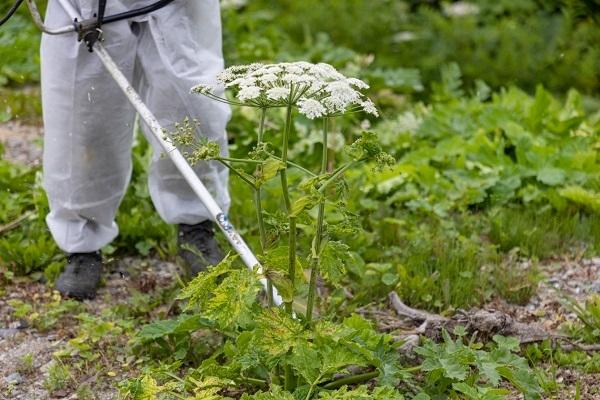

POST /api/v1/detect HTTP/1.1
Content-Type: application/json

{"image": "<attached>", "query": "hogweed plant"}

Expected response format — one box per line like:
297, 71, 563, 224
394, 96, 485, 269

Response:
184, 62, 388, 318
191, 62, 382, 315
132, 62, 542, 399
167, 62, 399, 396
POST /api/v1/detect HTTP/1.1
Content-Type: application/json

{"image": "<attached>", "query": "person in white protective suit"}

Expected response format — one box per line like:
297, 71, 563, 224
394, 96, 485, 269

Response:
42, 0, 231, 299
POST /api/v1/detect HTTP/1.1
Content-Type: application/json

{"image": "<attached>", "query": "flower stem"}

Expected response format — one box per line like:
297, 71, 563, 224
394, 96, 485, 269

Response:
305, 117, 328, 323
279, 103, 296, 315
254, 109, 273, 306
217, 160, 256, 188
270, 155, 317, 177
317, 158, 366, 194
217, 156, 313, 177
321, 371, 379, 390
219, 157, 263, 164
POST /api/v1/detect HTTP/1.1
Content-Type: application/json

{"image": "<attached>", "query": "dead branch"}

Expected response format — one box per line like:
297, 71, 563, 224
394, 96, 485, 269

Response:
0, 211, 35, 235
388, 291, 557, 343
558, 343, 600, 353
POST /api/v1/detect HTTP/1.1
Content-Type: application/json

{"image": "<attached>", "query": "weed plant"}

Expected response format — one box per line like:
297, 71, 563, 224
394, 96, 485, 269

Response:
117, 62, 544, 399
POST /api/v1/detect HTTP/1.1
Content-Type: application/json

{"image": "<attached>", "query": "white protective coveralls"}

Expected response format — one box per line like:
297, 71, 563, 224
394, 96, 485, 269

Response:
41, 0, 231, 253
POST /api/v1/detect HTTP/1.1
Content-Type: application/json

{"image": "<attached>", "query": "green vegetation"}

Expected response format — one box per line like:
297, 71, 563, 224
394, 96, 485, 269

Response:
562, 295, 600, 344
225, 0, 600, 95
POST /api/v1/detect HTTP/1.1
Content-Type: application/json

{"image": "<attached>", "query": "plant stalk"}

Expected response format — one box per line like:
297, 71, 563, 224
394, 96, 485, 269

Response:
279, 102, 297, 392
219, 156, 314, 176
217, 160, 256, 188
305, 117, 329, 323
279, 103, 296, 315
318, 158, 366, 194
322, 371, 380, 390
254, 108, 273, 306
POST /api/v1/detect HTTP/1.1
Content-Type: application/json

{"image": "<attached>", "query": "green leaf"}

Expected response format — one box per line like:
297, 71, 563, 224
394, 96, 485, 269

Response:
255, 308, 307, 364
263, 245, 305, 283
453, 383, 509, 400
320, 241, 350, 286
178, 254, 261, 329
559, 186, 600, 213
452, 382, 479, 399
240, 385, 295, 399
266, 270, 294, 302
439, 356, 469, 381
497, 365, 542, 400
255, 158, 285, 185
536, 167, 565, 186
412, 394, 431, 400
317, 385, 404, 399
381, 272, 397, 286
453, 325, 467, 337
492, 335, 520, 353
290, 342, 321, 384
137, 314, 213, 343
479, 361, 502, 386
291, 195, 315, 217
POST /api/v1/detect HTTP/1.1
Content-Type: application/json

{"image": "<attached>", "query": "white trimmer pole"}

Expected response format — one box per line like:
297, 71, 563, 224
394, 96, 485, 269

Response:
53, 0, 283, 306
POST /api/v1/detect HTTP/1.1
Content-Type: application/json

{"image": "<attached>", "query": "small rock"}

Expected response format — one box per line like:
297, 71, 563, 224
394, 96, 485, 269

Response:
0, 328, 20, 339
9, 319, 29, 329
5, 372, 24, 385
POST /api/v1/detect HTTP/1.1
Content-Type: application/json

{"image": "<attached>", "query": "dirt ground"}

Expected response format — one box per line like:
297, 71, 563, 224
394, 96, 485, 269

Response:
0, 122, 43, 166
0, 255, 184, 400
2, 123, 600, 399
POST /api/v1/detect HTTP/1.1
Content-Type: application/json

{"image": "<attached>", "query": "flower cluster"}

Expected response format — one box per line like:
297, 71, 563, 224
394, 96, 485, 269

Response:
192, 62, 378, 119
170, 118, 221, 164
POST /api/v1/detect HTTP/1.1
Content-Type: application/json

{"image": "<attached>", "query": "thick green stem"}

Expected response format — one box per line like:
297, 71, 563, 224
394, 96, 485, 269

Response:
306, 118, 329, 323
254, 109, 273, 306
280, 103, 297, 392
279, 103, 296, 315
321, 371, 380, 390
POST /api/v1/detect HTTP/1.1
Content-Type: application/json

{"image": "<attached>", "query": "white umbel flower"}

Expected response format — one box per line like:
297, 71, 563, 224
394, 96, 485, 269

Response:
360, 99, 379, 117
191, 83, 216, 95
266, 87, 290, 100
237, 86, 261, 101
194, 61, 378, 115
298, 98, 326, 119
258, 73, 278, 84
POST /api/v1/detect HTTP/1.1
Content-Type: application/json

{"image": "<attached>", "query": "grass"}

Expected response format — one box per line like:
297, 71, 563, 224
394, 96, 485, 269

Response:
488, 207, 600, 258
491, 254, 541, 305
16, 353, 35, 375
395, 233, 492, 311
44, 361, 72, 394
562, 294, 600, 344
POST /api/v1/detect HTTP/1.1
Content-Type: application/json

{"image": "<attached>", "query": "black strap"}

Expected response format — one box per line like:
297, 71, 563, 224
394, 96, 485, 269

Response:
97, 0, 107, 26
77, 0, 177, 52
101, 0, 176, 24
0, 0, 24, 27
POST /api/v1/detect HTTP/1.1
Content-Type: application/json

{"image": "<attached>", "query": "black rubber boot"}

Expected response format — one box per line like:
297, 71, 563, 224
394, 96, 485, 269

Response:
178, 220, 224, 276
55, 252, 103, 300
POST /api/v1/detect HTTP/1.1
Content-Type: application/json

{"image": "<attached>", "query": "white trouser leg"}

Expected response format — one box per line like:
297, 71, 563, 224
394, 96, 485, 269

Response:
41, 1, 138, 253
134, 0, 231, 224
